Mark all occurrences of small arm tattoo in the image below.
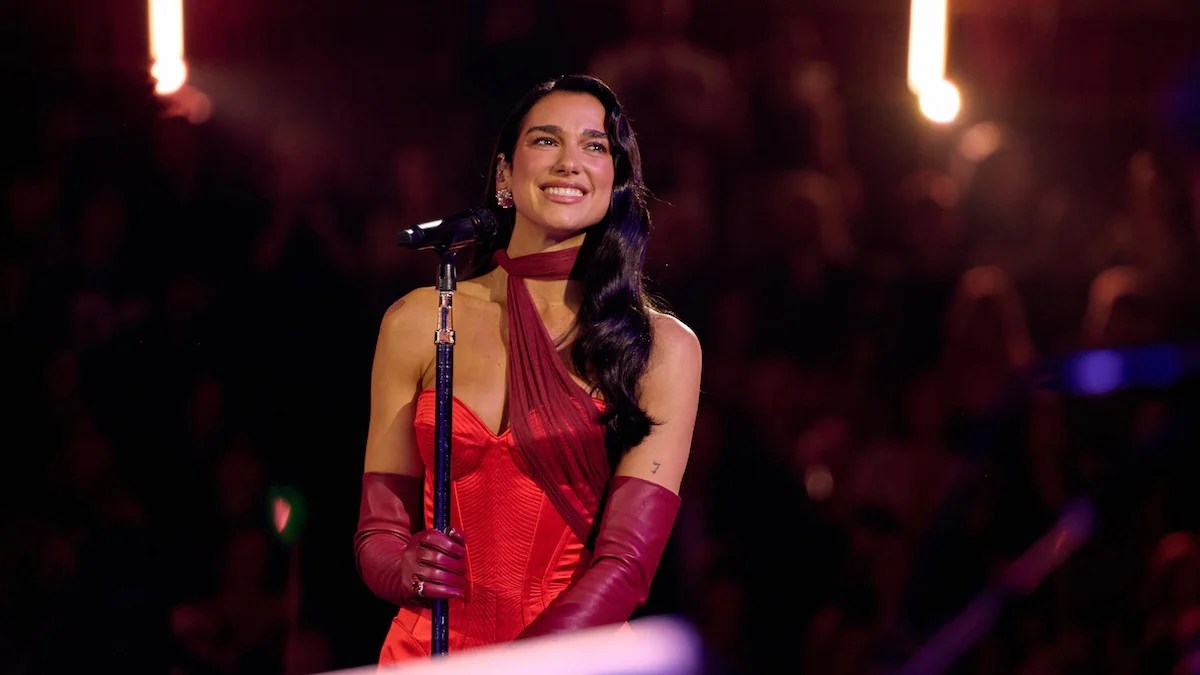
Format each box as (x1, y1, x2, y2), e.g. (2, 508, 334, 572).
(651, 460, 661, 474)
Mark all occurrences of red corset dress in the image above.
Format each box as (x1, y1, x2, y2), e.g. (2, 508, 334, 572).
(378, 390, 606, 662)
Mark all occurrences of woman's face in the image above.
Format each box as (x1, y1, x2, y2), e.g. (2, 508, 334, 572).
(499, 92, 615, 241)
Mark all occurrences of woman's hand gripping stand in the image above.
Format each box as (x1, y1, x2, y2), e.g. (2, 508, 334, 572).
(518, 475, 680, 637)
(354, 472, 468, 605)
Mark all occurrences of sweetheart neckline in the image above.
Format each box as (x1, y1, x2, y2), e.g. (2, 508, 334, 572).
(416, 389, 513, 440)
(415, 389, 605, 441)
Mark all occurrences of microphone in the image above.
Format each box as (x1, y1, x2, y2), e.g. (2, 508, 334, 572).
(395, 207, 499, 251)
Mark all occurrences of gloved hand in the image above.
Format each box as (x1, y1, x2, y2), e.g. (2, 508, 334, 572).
(354, 472, 468, 606)
(518, 475, 680, 638)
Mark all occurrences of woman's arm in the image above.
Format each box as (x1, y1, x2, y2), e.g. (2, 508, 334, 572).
(519, 312, 702, 637)
(363, 289, 435, 476)
(612, 313, 703, 491)
(355, 289, 467, 606)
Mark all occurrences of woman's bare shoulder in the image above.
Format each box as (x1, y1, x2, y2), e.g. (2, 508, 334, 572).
(647, 310, 702, 373)
(378, 282, 500, 357)
(380, 287, 440, 338)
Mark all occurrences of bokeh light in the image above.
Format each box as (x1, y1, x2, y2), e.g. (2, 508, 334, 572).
(151, 58, 188, 95)
(804, 464, 835, 502)
(268, 485, 307, 544)
(919, 79, 961, 124)
(1071, 349, 1123, 396)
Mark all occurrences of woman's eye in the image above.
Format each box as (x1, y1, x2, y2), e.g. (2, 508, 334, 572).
(532, 136, 557, 146)
(586, 142, 610, 153)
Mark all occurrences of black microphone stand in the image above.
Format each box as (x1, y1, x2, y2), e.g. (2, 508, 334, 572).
(431, 249, 456, 656)
(396, 207, 497, 656)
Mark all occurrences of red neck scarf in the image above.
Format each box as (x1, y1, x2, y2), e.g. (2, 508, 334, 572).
(493, 247, 610, 543)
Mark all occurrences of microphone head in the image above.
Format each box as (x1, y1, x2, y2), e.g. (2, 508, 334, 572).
(394, 228, 422, 246)
(395, 206, 502, 251)
(463, 207, 500, 248)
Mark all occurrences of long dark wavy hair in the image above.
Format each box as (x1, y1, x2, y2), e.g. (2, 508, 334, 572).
(476, 74, 657, 454)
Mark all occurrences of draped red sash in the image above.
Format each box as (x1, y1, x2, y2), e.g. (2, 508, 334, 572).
(493, 247, 610, 544)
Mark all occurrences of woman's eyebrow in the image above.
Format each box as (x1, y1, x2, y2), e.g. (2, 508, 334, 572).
(524, 125, 608, 139)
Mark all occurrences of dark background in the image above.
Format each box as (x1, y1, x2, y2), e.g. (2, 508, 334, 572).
(3, 1, 1200, 673)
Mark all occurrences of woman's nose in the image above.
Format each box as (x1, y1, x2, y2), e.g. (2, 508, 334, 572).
(553, 146, 582, 174)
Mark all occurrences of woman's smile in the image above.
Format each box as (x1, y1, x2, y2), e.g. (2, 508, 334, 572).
(540, 181, 589, 203)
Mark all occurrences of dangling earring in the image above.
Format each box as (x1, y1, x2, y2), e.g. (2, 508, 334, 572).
(495, 161, 513, 208)
(495, 187, 513, 208)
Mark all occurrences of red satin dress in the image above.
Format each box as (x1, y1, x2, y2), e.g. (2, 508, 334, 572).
(378, 389, 605, 662)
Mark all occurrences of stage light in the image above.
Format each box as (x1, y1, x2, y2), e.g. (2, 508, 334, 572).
(269, 486, 307, 544)
(1071, 349, 1123, 396)
(1062, 344, 1188, 397)
(273, 495, 293, 535)
(909, 0, 961, 124)
(908, 0, 948, 96)
(149, 0, 186, 95)
(334, 616, 703, 675)
(151, 58, 188, 96)
(919, 79, 961, 124)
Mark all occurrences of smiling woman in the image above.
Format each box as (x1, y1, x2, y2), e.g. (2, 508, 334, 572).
(496, 93, 616, 244)
(352, 75, 702, 662)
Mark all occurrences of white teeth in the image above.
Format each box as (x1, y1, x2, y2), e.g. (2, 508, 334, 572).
(543, 186, 584, 197)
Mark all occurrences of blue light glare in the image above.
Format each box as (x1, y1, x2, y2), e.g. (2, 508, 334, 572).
(1070, 349, 1123, 395)
(1064, 345, 1188, 395)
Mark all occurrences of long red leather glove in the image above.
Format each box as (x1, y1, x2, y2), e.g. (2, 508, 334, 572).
(518, 475, 681, 638)
(354, 471, 468, 606)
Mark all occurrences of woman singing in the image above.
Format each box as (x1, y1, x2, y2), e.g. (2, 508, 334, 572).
(353, 74, 702, 661)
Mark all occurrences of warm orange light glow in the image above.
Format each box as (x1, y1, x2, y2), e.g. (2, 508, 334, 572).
(919, 79, 961, 124)
(908, 0, 948, 96)
(959, 122, 1003, 162)
(176, 86, 213, 124)
(151, 59, 188, 95)
(149, 0, 186, 95)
